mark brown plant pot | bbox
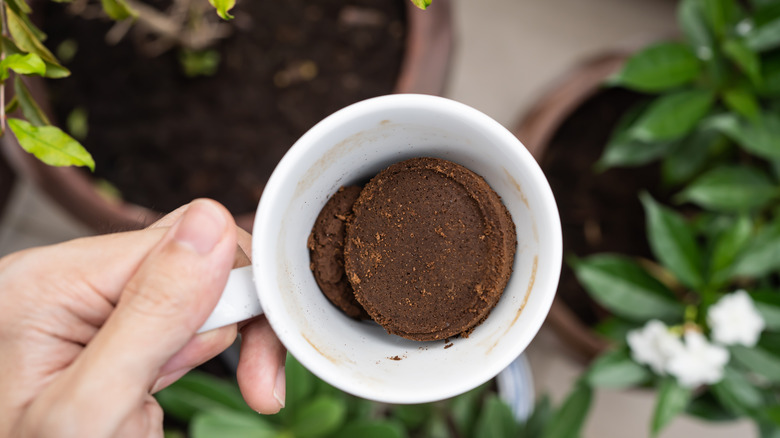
[514,52,657,361]
[0,1,454,233]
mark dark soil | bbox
[539,87,667,327]
[42,0,406,216]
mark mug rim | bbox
[251,94,562,403]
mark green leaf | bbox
[753,291,780,330]
[13,76,50,127]
[392,403,432,430]
[708,215,752,286]
[630,90,715,142]
[540,382,592,438]
[8,118,94,170]
[154,372,251,422]
[707,112,780,160]
[338,420,405,438]
[730,222,780,278]
[678,0,714,58]
[661,128,723,186]
[1,36,69,78]
[0,53,45,80]
[730,345,780,383]
[609,42,701,92]
[285,354,315,409]
[760,54,780,97]
[5,0,45,41]
[711,366,764,416]
[410,0,432,10]
[686,391,740,422]
[422,414,450,438]
[701,0,741,37]
[723,38,762,85]
[572,254,684,322]
[593,317,635,343]
[449,382,490,437]
[5,5,65,69]
[190,410,278,438]
[766,404,780,426]
[585,349,653,389]
[651,378,693,437]
[100,0,137,20]
[208,0,235,20]
[722,86,760,120]
[289,396,347,438]
[522,395,553,438]
[676,165,777,212]
[473,394,521,438]
[747,17,780,52]
[641,193,705,289]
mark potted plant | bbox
[0,0,453,232]
[518,0,780,435]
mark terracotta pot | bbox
[513,53,630,361]
[0,1,454,233]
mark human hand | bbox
[0,199,286,437]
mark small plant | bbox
[564,0,780,436]
[155,354,581,438]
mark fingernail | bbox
[174,200,227,254]
[273,366,286,409]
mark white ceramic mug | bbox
[199,94,562,404]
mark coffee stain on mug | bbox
[484,254,538,355]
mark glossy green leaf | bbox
[722,86,760,120]
[731,345,780,383]
[338,420,405,438]
[14,76,50,127]
[0,53,45,80]
[100,0,137,20]
[523,395,553,438]
[708,215,752,286]
[1,36,69,78]
[760,54,780,97]
[678,0,714,57]
[596,100,676,170]
[449,382,490,437]
[707,112,780,159]
[540,382,592,438]
[630,90,715,142]
[5,0,45,41]
[5,5,63,68]
[730,222,780,278]
[753,291,780,330]
[652,378,693,437]
[609,42,700,92]
[676,165,777,212]
[585,349,653,389]
[285,354,315,409]
[411,0,432,10]
[190,410,277,438]
[747,17,780,52]
[8,118,94,171]
[641,193,705,289]
[661,128,722,186]
[572,254,683,322]
[712,366,765,416]
[723,38,762,85]
[686,391,740,422]
[6,0,31,15]
[701,0,741,37]
[289,396,346,438]
[473,394,520,438]
[208,0,235,20]
[154,372,251,422]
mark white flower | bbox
[627,320,684,374]
[707,290,765,347]
[666,331,729,388]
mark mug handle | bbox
[197,265,264,333]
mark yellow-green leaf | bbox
[0,53,45,80]
[7,118,94,171]
[208,0,235,20]
[5,5,62,67]
[411,0,432,10]
[100,0,137,20]
[14,76,50,127]
[2,35,69,78]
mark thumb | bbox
[59,199,237,434]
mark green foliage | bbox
[208,0,236,20]
[540,382,592,438]
[585,348,653,389]
[607,42,700,92]
[651,378,693,436]
[100,0,137,20]
[179,49,221,77]
[411,0,432,10]
[8,118,94,170]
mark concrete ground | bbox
[0,0,756,436]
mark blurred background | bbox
[0,0,759,436]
